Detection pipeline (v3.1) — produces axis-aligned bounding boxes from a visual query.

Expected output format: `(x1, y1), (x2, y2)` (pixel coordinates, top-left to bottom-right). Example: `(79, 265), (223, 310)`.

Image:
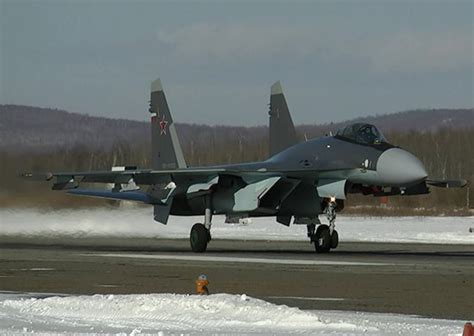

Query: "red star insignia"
(159, 116), (168, 135)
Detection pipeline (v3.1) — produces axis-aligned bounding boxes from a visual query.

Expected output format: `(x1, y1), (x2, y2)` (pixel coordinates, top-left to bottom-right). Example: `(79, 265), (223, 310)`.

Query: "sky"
(1, 0), (472, 126)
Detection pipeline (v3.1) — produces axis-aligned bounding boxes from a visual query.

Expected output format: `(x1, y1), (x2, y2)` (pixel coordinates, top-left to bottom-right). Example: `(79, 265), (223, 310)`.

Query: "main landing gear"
(190, 223), (211, 252)
(307, 199), (339, 253)
(190, 195), (212, 252)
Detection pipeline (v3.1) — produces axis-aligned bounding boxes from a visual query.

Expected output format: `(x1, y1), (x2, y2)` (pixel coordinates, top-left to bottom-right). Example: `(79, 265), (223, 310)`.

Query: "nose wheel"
(310, 199), (339, 253)
(312, 225), (339, 253)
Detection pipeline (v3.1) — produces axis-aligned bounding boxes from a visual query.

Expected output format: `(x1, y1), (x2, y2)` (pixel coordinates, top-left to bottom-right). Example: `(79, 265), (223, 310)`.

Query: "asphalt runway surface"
(0, 237), (473, 320)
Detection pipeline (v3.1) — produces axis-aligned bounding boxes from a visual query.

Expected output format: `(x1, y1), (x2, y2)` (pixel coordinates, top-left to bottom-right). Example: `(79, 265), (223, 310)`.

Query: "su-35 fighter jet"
(23, 79), (467, 253)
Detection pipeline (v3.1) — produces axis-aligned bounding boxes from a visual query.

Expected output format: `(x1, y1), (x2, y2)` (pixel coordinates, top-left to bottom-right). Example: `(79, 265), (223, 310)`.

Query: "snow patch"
(0, 208), (473, 245)
(0, 293), (465, 335)
(0, 293), (361, 334)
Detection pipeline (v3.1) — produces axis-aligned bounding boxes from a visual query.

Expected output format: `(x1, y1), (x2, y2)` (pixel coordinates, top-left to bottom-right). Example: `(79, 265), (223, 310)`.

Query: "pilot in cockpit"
(335, 123), (388, 145)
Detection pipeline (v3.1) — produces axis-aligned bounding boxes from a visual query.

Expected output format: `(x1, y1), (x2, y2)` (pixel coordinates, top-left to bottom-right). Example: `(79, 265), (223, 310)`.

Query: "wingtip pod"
(20, 172), (53, 181)
(271, 81), (283, 95)
(427, 179), (468, 188)
(151, 78), (163, 93)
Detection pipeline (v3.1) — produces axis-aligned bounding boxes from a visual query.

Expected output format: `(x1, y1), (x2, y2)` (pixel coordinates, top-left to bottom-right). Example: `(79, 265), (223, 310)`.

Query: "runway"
(1, 237), (473, 320)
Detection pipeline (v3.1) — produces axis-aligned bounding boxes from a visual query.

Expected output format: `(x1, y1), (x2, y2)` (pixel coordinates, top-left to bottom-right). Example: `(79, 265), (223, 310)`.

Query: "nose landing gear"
(309, 199), (339, 253)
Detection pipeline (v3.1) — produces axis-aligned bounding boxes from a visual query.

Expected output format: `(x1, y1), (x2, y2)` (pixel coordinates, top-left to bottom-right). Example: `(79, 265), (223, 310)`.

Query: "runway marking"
(87, 253), (394, 266)
(268, 296), (345, 301)
(95, 284), (119, 288)
(10, 268), (56, 272)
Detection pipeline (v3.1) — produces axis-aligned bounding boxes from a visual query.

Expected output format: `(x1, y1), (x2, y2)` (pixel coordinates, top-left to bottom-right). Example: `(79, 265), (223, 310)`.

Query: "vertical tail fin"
(268, 81), (298, 156)
(149, 78), (187, 170)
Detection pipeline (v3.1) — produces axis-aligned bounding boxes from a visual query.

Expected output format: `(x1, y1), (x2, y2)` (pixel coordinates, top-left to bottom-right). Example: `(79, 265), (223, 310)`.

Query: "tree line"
(0, 125), (472, 214)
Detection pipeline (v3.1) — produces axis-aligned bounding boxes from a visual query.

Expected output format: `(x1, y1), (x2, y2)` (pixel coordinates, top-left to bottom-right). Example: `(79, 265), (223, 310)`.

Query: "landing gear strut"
(311, 199), (339, 253)
(326, 200), (339, 249)
(190, 194), (212, 253)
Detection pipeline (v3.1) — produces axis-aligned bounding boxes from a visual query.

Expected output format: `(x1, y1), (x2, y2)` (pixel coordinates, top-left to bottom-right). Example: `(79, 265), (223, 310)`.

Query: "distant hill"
(299, 109), (474, 138)
(0, 104), (472, 152)
(0, 105), (148, 151)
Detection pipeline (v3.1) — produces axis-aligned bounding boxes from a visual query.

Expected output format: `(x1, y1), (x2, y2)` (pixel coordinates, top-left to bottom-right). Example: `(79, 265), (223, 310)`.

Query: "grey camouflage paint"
(23, 78), (466, 226)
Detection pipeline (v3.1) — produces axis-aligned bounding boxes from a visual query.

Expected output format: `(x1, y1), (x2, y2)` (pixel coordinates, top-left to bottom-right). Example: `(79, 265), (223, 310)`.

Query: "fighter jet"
(23, 79), (467, 253)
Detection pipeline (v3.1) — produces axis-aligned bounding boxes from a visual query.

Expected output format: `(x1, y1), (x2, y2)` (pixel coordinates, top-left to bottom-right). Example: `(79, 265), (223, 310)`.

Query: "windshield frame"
(334, 123), (391, 148)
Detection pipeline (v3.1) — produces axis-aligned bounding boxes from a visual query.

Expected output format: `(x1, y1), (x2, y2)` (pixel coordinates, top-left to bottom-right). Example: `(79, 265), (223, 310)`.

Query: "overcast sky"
(1, 0), (472, 125)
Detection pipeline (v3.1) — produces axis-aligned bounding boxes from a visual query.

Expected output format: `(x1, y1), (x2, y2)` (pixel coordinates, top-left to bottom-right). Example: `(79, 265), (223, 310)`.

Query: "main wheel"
(190, 223), (209, 253)
(330, 230), (339, 249)
(314, 224), (331, 253)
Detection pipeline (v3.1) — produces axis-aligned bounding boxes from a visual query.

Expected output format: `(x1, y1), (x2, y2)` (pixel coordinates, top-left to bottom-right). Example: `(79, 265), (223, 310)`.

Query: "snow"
(1, 208), (473, 244)
(0, 292), (466, 335)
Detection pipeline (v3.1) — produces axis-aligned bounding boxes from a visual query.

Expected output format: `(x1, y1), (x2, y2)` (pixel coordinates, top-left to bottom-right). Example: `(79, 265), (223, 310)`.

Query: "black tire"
(314, 224), (331, 253)
(190, 223), (209, 253)
(330, 230), (339, 249)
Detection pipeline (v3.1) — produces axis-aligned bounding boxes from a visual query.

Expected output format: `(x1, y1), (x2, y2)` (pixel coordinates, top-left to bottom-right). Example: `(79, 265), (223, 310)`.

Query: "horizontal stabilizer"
(154, 202), (172, 225)
(277, 215), (292, 226)
(68, 189), (152, 203)
(426, 179), (467, 188)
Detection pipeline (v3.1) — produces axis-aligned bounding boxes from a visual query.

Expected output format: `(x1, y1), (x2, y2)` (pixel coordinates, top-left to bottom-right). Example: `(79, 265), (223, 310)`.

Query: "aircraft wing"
(21, 166), (302, 225)
(21, 165), (344, 188)
(21, 167), (235, 211)
(21, 167), (228, 189)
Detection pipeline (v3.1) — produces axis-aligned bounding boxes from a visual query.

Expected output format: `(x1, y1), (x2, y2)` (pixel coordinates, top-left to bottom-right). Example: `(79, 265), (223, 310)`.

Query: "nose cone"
(376, 148), (428, 186)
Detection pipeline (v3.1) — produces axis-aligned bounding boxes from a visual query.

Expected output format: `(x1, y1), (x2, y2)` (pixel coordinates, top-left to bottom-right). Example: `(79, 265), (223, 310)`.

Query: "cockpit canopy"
(335, 123), (388, 145)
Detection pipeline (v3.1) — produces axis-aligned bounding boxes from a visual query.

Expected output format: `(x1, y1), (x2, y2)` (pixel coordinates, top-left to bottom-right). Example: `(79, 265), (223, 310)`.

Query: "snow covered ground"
(1, 208), (473, 244)
(0, 292), (466, 335)
(1, 210), (471, 334)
